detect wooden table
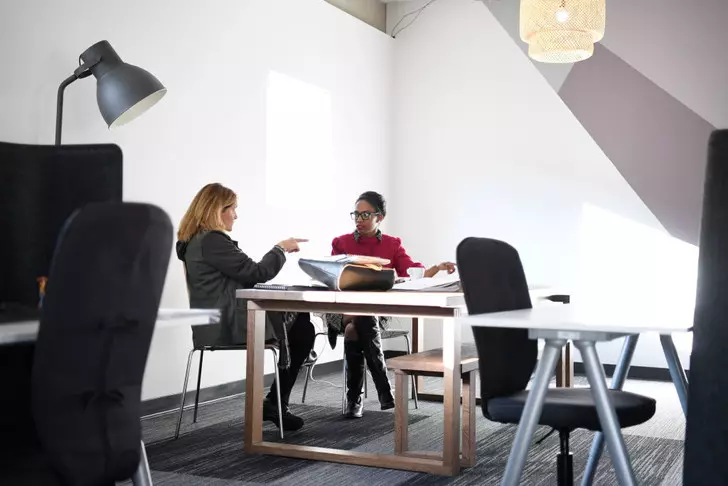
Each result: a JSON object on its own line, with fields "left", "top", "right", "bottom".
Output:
{"left": 238, "top": 287, "right": 563, "bottom": 476}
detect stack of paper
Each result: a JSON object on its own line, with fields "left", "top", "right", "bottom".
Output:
{"left": 316, "top": 254, "right": 391, "bottom": 266}
{"left": 393, "top": 274, "right": 461, "bottom": 292}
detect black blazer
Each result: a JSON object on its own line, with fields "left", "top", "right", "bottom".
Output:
{"left": 176, "top": 230, "right": 285, "bottom": 345}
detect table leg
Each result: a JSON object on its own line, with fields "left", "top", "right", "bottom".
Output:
{"left": 581, "top": 334, "right": 640, "bottom": 486}
{"left": 556, "top": 341, "right": 574, "bottom": 388}
{"left": 461, "top": 370, "right": 477, "bottom": 467}
{"left": 575, "top": 340, "right": 637, "bottom": 486}
{"left": 394, "top": 370, "right": 409, "bottom": 454}
{"left": 501, "top": 338, "right": 565, "bottom": 486}
{"left": 659, "top": 334, "right": 689, "bottom": 415}
{"left": 441, "top": 313, "right": 462, "bottom": 475}
{"left": 412, "top": 317, "right": 425, "bottom": 393}
{"left": 245, "top": 309, "right": 266, "bottom": 449}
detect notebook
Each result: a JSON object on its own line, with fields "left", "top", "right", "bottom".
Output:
{"left": 253, "top": 283, "right": 329, "bottom": 291}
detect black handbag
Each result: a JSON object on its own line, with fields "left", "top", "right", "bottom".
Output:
{"left": 299, "top": 256, "right": 395, "bottom": 291}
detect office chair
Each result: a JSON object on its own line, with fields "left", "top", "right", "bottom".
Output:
{"left": 174, "top": 268, "right": 285, "bottom": 440}
{"left": 684, "top": 129, "right": 728, "bottom": 485}
{"left": 26, "top": 202, "right": 171, "bottom": 486}
{"left": 174, "top": 334, "right": 284, "bottom": 440}
{"left": 457, "top": 237, "right": 656, "bottom": 486}
{"left": 337, "top": 327, "right": 419, "bottom": 413}
{"left": 299, "top": 317, "right": 419, "bottom": 410}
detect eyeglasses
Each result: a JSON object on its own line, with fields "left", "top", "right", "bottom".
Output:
{"left": 350, "top": 211, "right": 380, "bottom": 221}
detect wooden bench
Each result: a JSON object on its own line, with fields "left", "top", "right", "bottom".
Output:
{"left": 387, "top": 344, "right": 479, "bottom": 467}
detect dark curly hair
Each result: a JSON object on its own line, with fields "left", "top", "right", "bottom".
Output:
{"left": 356, "top": 191, "right": 386, "bottom": 217}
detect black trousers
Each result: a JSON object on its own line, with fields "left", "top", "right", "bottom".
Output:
{"left": 266, "top": 312, "right": 315, "bottom": 408}
{"left": 345, "top": 316, "right": 392, "bottom": 402}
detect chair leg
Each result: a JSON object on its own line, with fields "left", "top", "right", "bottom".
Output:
{"left": 461, "top": 371, "right": 476, "bottom": 467}
{"left": 341, "top": 359, "right": 347, "bottom": 415}
{"left": 131, "top": 440, "right": 153, "bottom": 486}
{"left": 363, "top": 360, "right": 368, "bottom": 398}
{"left": 301, "top": 365, "right": 311, "bottom": 404}
{"left": 557, "top": 430, "right": 574, "bottom": 486}
{"left": 174, "top": 349, "right": 196, "bottom": 439}
{"left": 403, "top": 334, "right": 419, "bottom": 409}
{"left": 269, "top": 348, "right": 284, "bottom": 440}
{"left": 193, "top": 349, "right": 204, "bottom": 423}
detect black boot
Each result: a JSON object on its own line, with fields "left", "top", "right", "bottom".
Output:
{"left": 345, "top": 340, "right": 365, "bottom": 418}
{"left": 263, "top": 398, "right": 304, "bottom": 431}
{"left": 263, "top": 314, "right": 314, "bottom": 430}
{"left": 363, "top": 327, "right": 395, "bottom": 410}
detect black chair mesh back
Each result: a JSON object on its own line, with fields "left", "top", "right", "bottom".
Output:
{"left": 456, "top": 237, "right": 537, "bottom": 415}
{"left": 684, "top": 129, "right": 728, "bottom": 485}
{"left": 31, "top": 202, "right": 172, "bottom": 485}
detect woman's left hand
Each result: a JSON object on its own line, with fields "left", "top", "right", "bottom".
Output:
{"left": 425, "top": 261, "right": 457, "bottom": 278}
{"left": 437, "top": 262, "right": 457, "bottom": 274}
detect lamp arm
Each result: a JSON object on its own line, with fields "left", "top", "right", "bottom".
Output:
{"left": 55, "top": 74, "right": 78, "bottom": 145}
{"left": 54, "top": 57, "right": 102, "bottom": 145}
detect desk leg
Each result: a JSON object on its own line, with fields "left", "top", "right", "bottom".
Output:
{"left": 660, "top": 334, "right": 689, "bottom": 415}
{"left": 441, "top": 313, "right": 462, "bottom": 475}
{"left": 412, "top": 318, "right": 425, "bottom": 393}
{"left": 556, "top": 341, "right": 573, "bottom": 388}
{"left": 245, "top": 309, "right": 266, "bottom": 449}
{"left": 502, "top": 339, "right": 564, "bottom": 486}
{"left": 581, "top": 334, "right": 639, "bottom": 486}
{"left": 576, "top": 340, "right": 637, "bottom": 486}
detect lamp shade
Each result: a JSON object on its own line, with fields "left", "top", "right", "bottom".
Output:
{"left": 80, "top": 41, "right": 166, "bottom": 129}
{"left": 520, "top": 0, "right": 606, "bottom": 63}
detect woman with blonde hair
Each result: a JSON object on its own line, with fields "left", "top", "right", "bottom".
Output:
{"left": 176, "top": 183, "right": 313, "bottom": 431}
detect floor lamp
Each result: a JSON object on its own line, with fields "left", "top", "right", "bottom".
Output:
{"left": 55, "top": 40, "right": 166, "bottom": 145}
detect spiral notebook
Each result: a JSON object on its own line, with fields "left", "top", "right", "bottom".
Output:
{"left": 253, "top": 283, "right": 329, "bottom": 291}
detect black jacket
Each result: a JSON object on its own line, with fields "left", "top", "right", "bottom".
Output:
{"left": 176, "top": 231, "right": 289, "bottom": 356}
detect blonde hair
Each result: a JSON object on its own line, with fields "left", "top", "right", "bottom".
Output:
{"left": 178, "top": 183, "right": 237, "bottom": 242}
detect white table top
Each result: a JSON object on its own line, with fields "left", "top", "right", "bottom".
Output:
{"left": 237, "top": 285, "right": 562, "bottom": 310}
{"left": 0, "top": 308, "right": 219, "bottom": 346}
{"left": 460, "top": 303, "right": 694, "bottom": 336}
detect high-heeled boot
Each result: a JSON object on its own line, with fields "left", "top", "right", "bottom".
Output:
{"left": 362, "top": 327, "right": 395, "bottom": 410}
{"left": 344, "top": 340, "right": 365, "bottom": 418}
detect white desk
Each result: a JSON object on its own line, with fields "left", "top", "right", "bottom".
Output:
{"left": 0, "top": 308, "right": 220, "bottom": 345}
{"left": 460, "top": 305, "right": 693, "bottom": 486}
{"left": 237, "top": 287, "right": 561, "bottom": 476}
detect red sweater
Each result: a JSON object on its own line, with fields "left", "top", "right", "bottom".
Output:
{"left": 331, "top": 232, "right": 424, "bottom": 278}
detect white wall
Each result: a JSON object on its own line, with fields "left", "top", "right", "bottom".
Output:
{"left": 386, "top": 0, "right": 696, "bottom": 368}
{"left": 0, "top": 0, "right": 393, "bottom": 400}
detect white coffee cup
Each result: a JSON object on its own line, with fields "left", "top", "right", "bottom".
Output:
{"left": 408, "top": 267, "right": 425, "bottom": 280}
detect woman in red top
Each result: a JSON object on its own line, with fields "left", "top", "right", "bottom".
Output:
{"left": 331, "top": 191, "right": 455, "bottom": 418}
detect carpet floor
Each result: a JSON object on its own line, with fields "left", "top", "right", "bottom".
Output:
{"left": 132, "top": 371, "right": 685, "bottom": 485}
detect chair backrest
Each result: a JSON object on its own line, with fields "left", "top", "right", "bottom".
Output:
{"left": 683, "top": 129, "right": 728, "bottom": 485}
{"left": 456, "top": 237, "right": 536, "bottom": 414}
{"left": 31, "top": 202, "right": 172, "bottom": 485}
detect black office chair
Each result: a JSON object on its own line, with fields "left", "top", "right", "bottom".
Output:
{"left": 683, "top": 129, "right": 728, "bottom": 485}
{"left": 457, "top": 237, "right": 656, "bottom": 486}
{"left": 4, "top": 202, "right": 172, "bottom": 486}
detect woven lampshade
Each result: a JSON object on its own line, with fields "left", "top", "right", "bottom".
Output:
{"left": 520, "top": 0, "right": 606, "bottom": 63}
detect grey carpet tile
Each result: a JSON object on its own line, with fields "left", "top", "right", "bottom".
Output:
{"left": 120, "top": 471, "right": 262, "bottom": 486}
{"left": 147, "top": 404, "right": 428, "bottom": 482}
{"left": 140, "top": 370, "right": 685, "bottom": 485}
